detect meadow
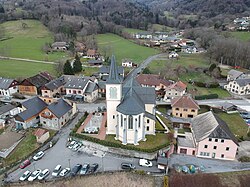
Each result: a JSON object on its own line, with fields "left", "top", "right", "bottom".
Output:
{"left": 96, "top": 33, "right": 159, "bottom": 64}
{"left": 230, "top": 31, "right": 250, "bottom": 41}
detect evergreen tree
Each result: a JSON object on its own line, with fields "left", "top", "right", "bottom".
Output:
{"left": 63, "top": 60, "right": 74, "bottom": 75}
{"left": 73, "top": 54, "right": 82, "bottom": 73}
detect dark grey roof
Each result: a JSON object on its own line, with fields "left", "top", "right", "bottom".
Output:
{"left": 177, "top": 132, "right": 195, "bottom": 148}
{"left": 117, "top": 79, "right": 155, "bottom": 115}
{"left": 25, "top": 74, "right": 51, "bottom": 88}
{"left": 107, "top": 55, "right": 122, "bottom": 84}
{"left": 0, "top": 78, "right": 14, "bottom": 89}
{"left": 191, "top": 111, "right": 238, "bottom": 145}
{"left": 85, "top": 82, "right": 98, "bottom": 93}
{"left": 44, "top": 76, "right": 65, "bottom": 90}
{"left": 47, "top": 99, "right": 72, "bottom": 118}
{"left": 0, "top": 104, "right": 16, "bottom": 115}
{"left": 99, "top": 65, "right": 124, "bottom": 74}
{"left": 16, "top": 97, "right": 48, "bottom": 121}
{"left": 228, "top": 69, "right": 244, "bottom": 80}
{"left": 88, "top": 59, "right": 103, "bottom": 64}
{"left": 98, "top": 81, "right": 106, "bottom": 89}
{"left": 64, "top": 76, "right": 89, "bottom": 89}
{"left": 235, "top": 78, "right": 250, "bottom": 87}
{"left": 170, "top": 116, "right": 191, "bottom": 124}
{"left": 157, "top": 157, "right": 168, "bottom": 166}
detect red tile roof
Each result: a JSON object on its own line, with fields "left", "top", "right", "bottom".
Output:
{"left": 33, "top": 128, "right": 48, "bottom": 138}
{"left": 166, "top": 81, "right": 187, "bottom": 91}
{"left": 171, "top": 95, "right": 200, "bottom": 109}
{"left": 87, "top": 49, "right": 96, "bottom": 56}
{"left": 136, "top": 74, "right": 172, "bottom": 87}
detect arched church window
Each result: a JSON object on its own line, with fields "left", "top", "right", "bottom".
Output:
{"left": 128, "top": 115, "right": 133, "bottom": 129}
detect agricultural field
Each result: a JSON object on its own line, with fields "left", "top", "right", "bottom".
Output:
{"left": 0, "top": 59, "right": 55, "bottom": 78}
{"left": 96, "top": 33, "right": 159, "bottom": 64}
{"left": 230, "top": 31, "right": 250, "bottom": 41}
{"left": 0, "top": 20, "right": 67, "bottom": 61}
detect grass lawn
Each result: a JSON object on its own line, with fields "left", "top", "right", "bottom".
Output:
{"left": 4, "top": 130, "right": 39, "bottom": 166}
{"left": 156, "top": 105, "right": 168, "bottom": 115}
{"left": 230, "top": 31, "right": 250, "bottom": 41}
{"left": 0, "top": 20, "right": 67, "bottom": 61}
{"left": 216, "top": 112, "right": 248, "bottom": 139}
{"left": 150, "top": 24, "right": 174, "bottom": 32}
{"left": 96, "top": 33, "right": 159, "bottom": 64}
{"left": 0, "top": 59, "right": 55, "bottom": 78}
{"left": 157, "top": 114, "right": 172, "bottom": 130}
{"left": 82, "top": 67, "right": 99, "bottom": 76}
{"left": 123, "top": 28, "right": 145, "bottom": 34}
{"left": 105, "top": 133, "right": 170, "bottom": 150}
{"left": 155, "top": 120, "right": 165, "bottom": 131}
{"left": 0, "top": 128, "right": 4, "bottom": 135}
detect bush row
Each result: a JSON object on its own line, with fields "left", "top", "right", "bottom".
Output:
{"left": 195, "top": 94, "right": 218, "bottom": 100}
{"left": 194, "top": 81, "right": 219, "bottom": 88}
{"left": 72, "top": 112, "right": 88, "bottom": 133}
{"left": 70, "top": 132, "right": 170, "bottom": 153}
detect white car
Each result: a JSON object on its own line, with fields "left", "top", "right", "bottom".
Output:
{"left": 59, "top": 168, "right": 71, "bottom": 177}
{"left": 37, "top": 169, "right": 50, "bottom": 180}
{"left": 68, "top": 141, "right": 76, "bottom": 149}
{"left": 28, "top": 169, "right": 42, "bottom": 181}
{"left": 72, "top": 143, "right": 81, "bottom": 151}
{"left": 19, "top": 170, "right": 31, "bottom": 181}
{"left": 33, "top": 151, "right": 45, "bottom": 161}
{"left": 52, "top": 165, "right": 62, "bottom": 177}
{"left": 139, "top": 159, "right": 153, "bottom": 167}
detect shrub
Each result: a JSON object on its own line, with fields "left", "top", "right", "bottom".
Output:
{"left": 12, "top": 93, "right": 26, "bottom": 99}
{"left": 164, "top": 176, "right": 169, "bottom": 187}
{"left": 195, "top": 94, "right": 218, "bottom": 100}
{"left": 134, "top": 170, "right": 146, "bottom": 175}
{"left": 239, "top": 156, "right": 250, "bottom": 162}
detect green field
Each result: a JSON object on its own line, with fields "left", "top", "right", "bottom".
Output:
{"left": 96, "top": 33, "right": 159, "bottom": 64}
{"left": 0, "top": 20, "right": 67, "bottom": 61}
{"left": 123, "top": 28, "right": 145, "bottom": 34}
{"left": 230, "top": 31, "right": 250, "bottom": 41}
{"left": 0, "top": 59, "right": 55, "bottom": 78}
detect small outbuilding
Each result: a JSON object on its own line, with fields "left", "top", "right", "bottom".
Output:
{"left": 33, "top": 128, "right": 50, "bottom": 144}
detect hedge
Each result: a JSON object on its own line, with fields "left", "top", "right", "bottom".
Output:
{"left": 195, "top": 94, "right": 218, "bottom": 100}
{"left": 70, "top": 132, "right": 170, "bottom": 153}
{"left": 194, "top": 81, "right": 219, "bottom": 88}
{"left": 72, "top": 112, "right": 88, "bottom": 133}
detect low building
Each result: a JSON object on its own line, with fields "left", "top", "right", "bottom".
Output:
{"left": 168, "top": 51, "right": 179, "bottom": 58}
{"left": 177, "top": 111, "right": 239, "bottom": 160}
{"left": 33, "top": 128, "right": 50, "bottom": 144}
{"left": 157, "top": 157, "right": 168, "bottom": 173}
{"left": 0, "top": 77, "right": 19, "bottom": 97}
{"left": 171, "top": 95, "right": 200, "bottom": 118}
{"left": 121, "top": 61, "right": 137, "bottom": 68}
{"left": 19, "top": 72, "right": 53, "bottom": 95}
{"left": 51, "top": 42, "right": 68, "bottom": 51}
{"left": 39, "top": 99, "right": 73, "bottom": 130}
{"left": 134, "top": 32, "right": 153, "bottom": 39}
{"left": 87, "top": 49, "right": 97, "bottom": 58}
{"left": 224, "top": 78, "right": 250, "bottom": 95}
{"left": 0, "top": 104, "right": 21, "bottom": 120}
{"left": 164, "top": 81, "right": 187, "bottom": 100}
{"left": 87, "top": 59, "right": 103, "bottom": 67}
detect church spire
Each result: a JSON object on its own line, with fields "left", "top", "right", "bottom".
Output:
{"left": 107, "top": 55, "right": 121, "bottom": 84}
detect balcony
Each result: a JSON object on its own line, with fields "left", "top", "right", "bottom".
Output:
{"left": 40, "top": 112, "right": 54, "bottom": 119}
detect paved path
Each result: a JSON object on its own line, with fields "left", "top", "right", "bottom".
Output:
{"left": 0, "top": 56, "right": 57, "bottom": 64}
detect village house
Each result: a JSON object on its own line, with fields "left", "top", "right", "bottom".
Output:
{"left": 86, "top": 49, "right": 98, "bottom": 58}
{"left": 33, "top": 128, "right": 50, "bottom": 144}
{"left": 134, "top": 32, "right": 153, "bottom": 39}
{"left": 75, "top": 42, "right": 86, "bottom": 56}
{"left": 98, "top": 65, "right": 124, "bottom": 81}
{"left": 87, "top": 59, "right": 103, "bottom": 67}
{"left": 106, "top": 55, "right": 156, "bottom": 145}
{"left": 41, "top": 76, "right": 66, "bottom": 98}
{"left": 64, "top": 76, "right": 98, "bottom": 103}
{"left": 224, "top": 78, "right": 250, "bottom": 95}
{"left": 0, "top": 104, "right": 21, "bottom": 121}
{"left": 164, "top": 81, "right": 187, "bottom": 100}
{"left": 51, "top": 42, "right": 68, "bottom": 51}
{"left": 226, "top": 69, "right": 244, "bottom": 81}
{"left": 19, "top": 72, "right": 53, "bottom": 95}
{"left": 121, "top": 60, "right": 137, "bottom": 68}
{"left": 0, "top": 77, "right": 19, "bottom": 97}
{"left": 168, "top": 51, "right": 179, "bottom": 58}
{"left": 39, "top": 99, "right": 73, "bottom": 130}
{"left": 14, "top": 96, "right": 48, "bottom": 129}
{"left": 177, "top": 111, "right": 238, "bottom": 160}
{"left": 171, "top": 95, "right": 200, "bottom": 118}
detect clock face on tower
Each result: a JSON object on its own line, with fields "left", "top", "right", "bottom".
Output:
{"left": 109, "top": 87, "right": 117, "bottom": 99}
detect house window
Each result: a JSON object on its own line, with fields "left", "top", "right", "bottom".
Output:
{"left": 43, "top": 121, "right": 46, "bottom": 124}
{"left": 226, "top": 147, "right": 230, "bottom": 151}
{"left": 138, "top": 115, "right": 141, "bottom": 128}
{"left": 146, "top": 126, "right": 150, "bottom": 131}
{"left": 128, "top": 115, "right": 133, "bottom": 129}
{"left": 113, "top": 115, "right": 115, "bottom": 119}
{"left": 214, "top": 146, "right": 217, "bottom": 150}
{"left": 45, "top": 90, "right": 48, "bottom": 93}
{"left": 183, "top": 109, "right": 188, "bottom": 111}
{"left": 200, "top": 152, "right": 203, "bottom": 156}
{"left": 204, "top": 145, "right": 208, "bottom": 148}
{"left": 78, "top": 91, "right": 81, "bottom": 94}
{"left": 191, "top": 109, "right": 195, "bottom": 112}
{"left": 69, "top": 90, "right": 71, "bottom": 93}
{"left": 215, "top": 139, "right": 218, "bottom": 142}
{"left": 147, "top": 119, "right": 150, "bottom": 123}
{"left": 221, "top": 154, "right": 224, "bottom": 158}
{"left": 221, "top": 139, "right": 224, "bottom": 143}
{"left": 176, "top": 113, "right": 178, "bottom": 116}
{"left": 121, "top": 115, "right": 123, "bottom": 127}
{"left": 209, "top": 138, "right": 212, "bottom": 141}
{"left": 176, "top": 108, "right": 179, "bottom": 111}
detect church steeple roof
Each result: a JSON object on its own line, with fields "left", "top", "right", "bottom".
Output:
{"left": 107, "top": 55, "right": 121, "bottom": 84}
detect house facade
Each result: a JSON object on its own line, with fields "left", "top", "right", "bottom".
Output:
{"left": 41, "top": 76, "right": 66, "bottom": 98}
{"left": 171, "top": 95, "right": 200, "bottom": 118}
{"left": 106, "top": 55, "right": 156, "bottom": 145}
{"left": 177, "top": 112, "right": 239, "bottom": 160}
{"left": 224, "top": 78, "right": 250, "bottom": 95}
{"left": 0, "top": 78, "right": 19, "bottom": 97}
{"left": 164, "top": 81, "right": 187, "bottom": 100}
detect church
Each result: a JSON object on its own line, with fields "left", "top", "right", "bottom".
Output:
{"left": 106, "top": 55, "right": 156, "bottom": 145}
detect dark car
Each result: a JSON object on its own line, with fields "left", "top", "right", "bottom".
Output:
{"left": 79, "top": 163, "right": 90, "bottom": 175}
{"left": 70, "top": 164, "right": 82, "bottom": 176}
{"left": 20, "top": 159, "right": 31, "bottom": 169}
{"left": 121, "top": 163, "right": 136, "bottom": 170}
{"left": 88, "top": 163, "right": 99, "bottom": 174}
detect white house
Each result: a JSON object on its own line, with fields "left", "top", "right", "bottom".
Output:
{"left": 224, "top": 78, "right": 250, "bottom": 95}
{"left": 169, "top": 51, "right": 179, "bottom": 58}
{"left": 0, "top": 78, "right": 19, "bottom": 97}
{"left": 106, "top": 55, "right": 156, "bottom": 145}
{"left": 134, "top": 32, "right": 153, "bottom": 39}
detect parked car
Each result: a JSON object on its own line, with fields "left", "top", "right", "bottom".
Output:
{"left": 33, "top": 151, "right": 45, "bottom": 161}
{"left": 70, "top": 164, "right": 82, "bottom": 176}
{"left": 121, "top": 163, "right": 136, "bottom": 170}
{"left": 72, "top": 143, "right": 81, "bottom": 151}
{"left": 88, "top": 163, "right": 99, "bottom": 174}
{"left": 139, "top": 159, "right": 153, "bottom": 167}
{"left": 68, "top": 141, "right": 76, "bottom": 149}
{"left": 79, "top": 163, "right": 90, "bottom": 175}
{"left": 241, "top": 114, "right": 250, "bottom": 119}
{"left": 59, "top": 168, "right": 71, "bottom": 177}
{"left": 37, "top": 169, "right": 50, "bottom": 180}
{"left": 19, "top": 170, "right": 31, "bottom": 181}
{"left": 20, "top": 159, "right": 31, "bottom": 169}
{"left": 52, "top": 165, "right": 62, "bottom": 177}
{"left": 28, "top": 169, "right": 42, "bottom": 181}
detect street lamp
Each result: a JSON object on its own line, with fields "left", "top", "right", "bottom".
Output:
{"left": 68, "top": 159, "right": 71, "bottom": 168}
